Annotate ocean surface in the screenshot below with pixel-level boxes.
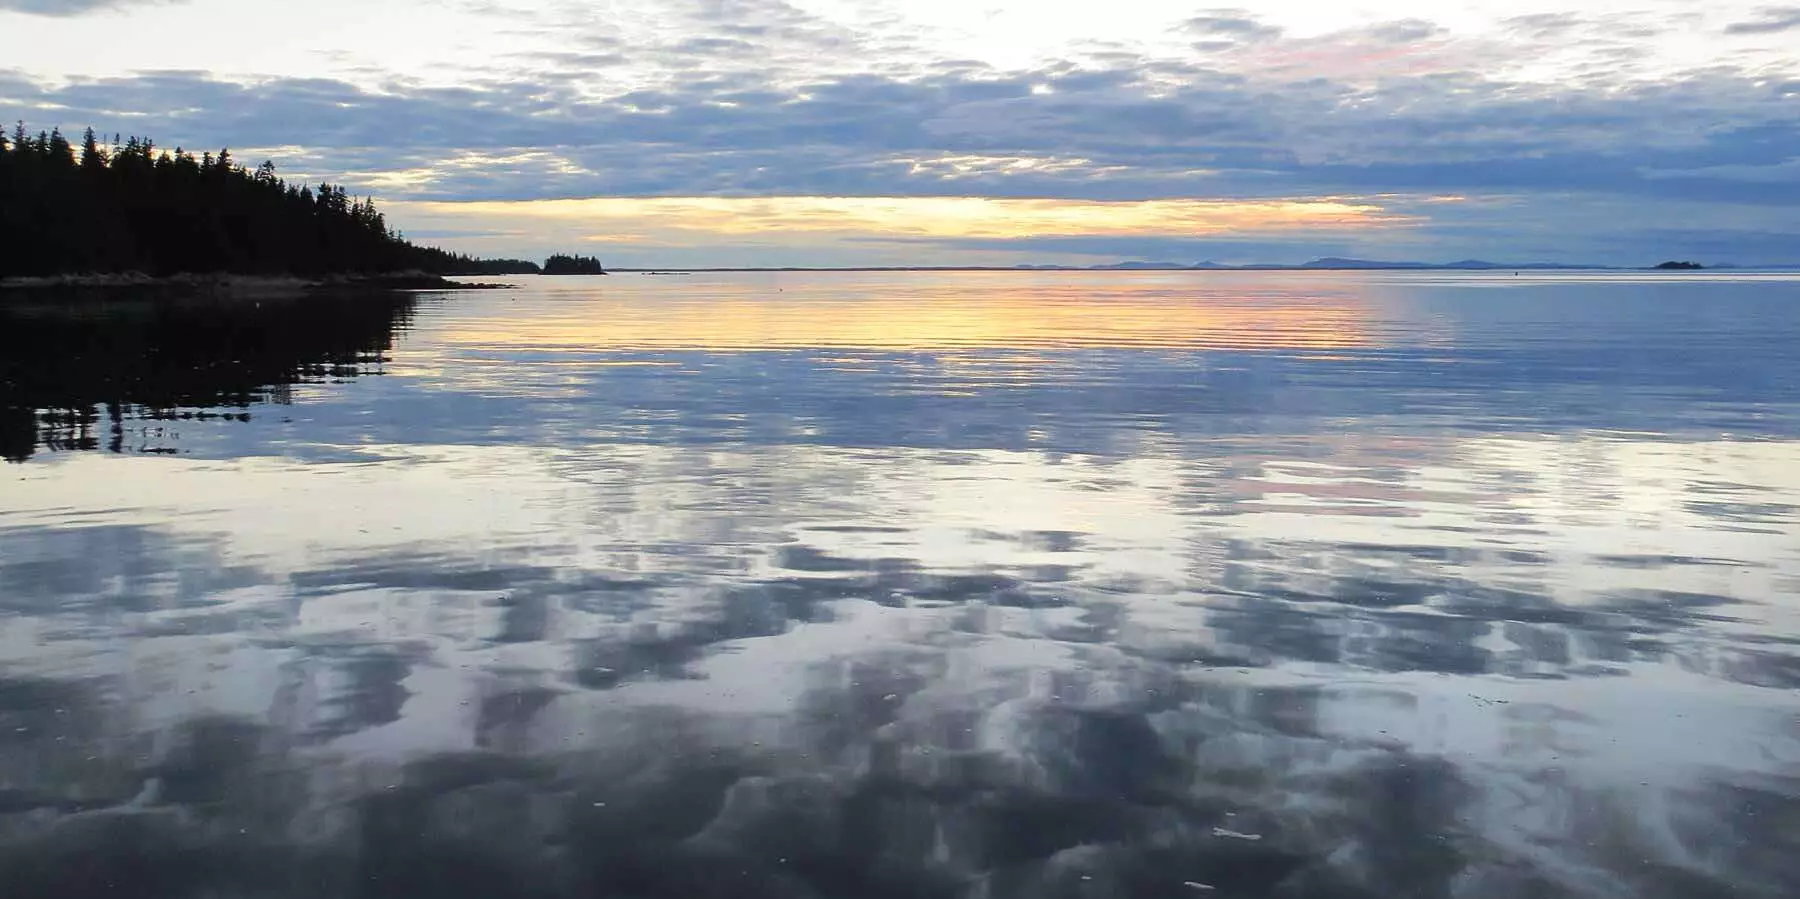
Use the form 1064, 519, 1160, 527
2, 271, 1798, 898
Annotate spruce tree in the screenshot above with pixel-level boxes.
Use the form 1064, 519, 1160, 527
0, 122, 546, 278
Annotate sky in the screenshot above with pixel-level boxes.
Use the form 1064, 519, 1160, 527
2, 0, 1798, 266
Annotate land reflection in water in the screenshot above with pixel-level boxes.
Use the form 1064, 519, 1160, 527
0, 291, 415, 461
2, 272, 1798, 898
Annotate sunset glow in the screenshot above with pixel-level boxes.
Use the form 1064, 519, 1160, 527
391, 195, 1419, 252
431, 277, 1380, 352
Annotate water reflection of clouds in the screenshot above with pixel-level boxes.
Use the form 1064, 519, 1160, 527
5, 274, 1800, 897
6, 432, 1796, 693
3, 431, 1798, 895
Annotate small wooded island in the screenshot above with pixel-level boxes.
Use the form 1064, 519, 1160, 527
542, 254, 608, 275
0, 124, 588, 290
1654, 261, 1705, 270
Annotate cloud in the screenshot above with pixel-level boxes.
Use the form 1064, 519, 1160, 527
486, 0, 920, 88
1179, 10, 1283, 43
4, 1, 1798, 264
9, 59, 1797, 216
1544, 225, 1800, 263
1501, 13, 1585, 38
1642, 157, 1800, 184
0, 0, 173, 14
1364, 18, 1445, 42
1725, 6, 1800, 33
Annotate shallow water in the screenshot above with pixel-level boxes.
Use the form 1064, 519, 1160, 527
2, 271, 1798, 898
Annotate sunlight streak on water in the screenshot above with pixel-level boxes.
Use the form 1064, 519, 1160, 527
428, 272, 1393, 353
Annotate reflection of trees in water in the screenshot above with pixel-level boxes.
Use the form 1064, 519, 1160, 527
0, 291, 415, 461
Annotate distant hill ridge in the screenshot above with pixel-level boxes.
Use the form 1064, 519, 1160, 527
985, 257, 1800, 272
615, 259, 1799, 272
1089, 257, 1611, 271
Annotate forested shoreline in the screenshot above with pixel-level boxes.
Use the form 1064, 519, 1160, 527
0, 124, 539, 279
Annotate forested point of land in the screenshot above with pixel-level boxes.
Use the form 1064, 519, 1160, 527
0, 124, 536, 279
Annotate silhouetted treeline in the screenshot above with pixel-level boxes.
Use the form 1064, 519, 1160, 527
543, 253, 607, 275
455, 257, 543, 275
0, 124, 521, 278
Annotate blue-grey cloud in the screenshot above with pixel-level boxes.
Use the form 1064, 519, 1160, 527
6, 60, 1795, 213
0, 0, 173, 14
1501, 13, 1585, 38
1179, 10, 1283, 42
1579, 227, 1800, 262
1363, 18, 1445, 42
1725, 6, 1800, 33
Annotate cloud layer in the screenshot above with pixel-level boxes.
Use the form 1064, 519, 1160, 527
0, 0, 171, 15
3, 1, 1798, 265
1725, 6, 1800, 34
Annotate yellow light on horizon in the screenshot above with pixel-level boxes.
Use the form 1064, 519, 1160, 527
433, 278, 1381, 353
401, 195, 1416, 241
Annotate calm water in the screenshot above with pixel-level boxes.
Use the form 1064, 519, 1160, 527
2, 272, 1799, 898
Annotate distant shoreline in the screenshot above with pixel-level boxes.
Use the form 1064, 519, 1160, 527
0, 271, 514, 296
9, 268, 1791, 295
603, 266, 1608, 273
604, 264, 1794, 273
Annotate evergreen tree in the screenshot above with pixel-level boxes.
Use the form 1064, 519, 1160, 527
46, 129, 74, 166
79, 128, 105, 171
0, 123, 544, 278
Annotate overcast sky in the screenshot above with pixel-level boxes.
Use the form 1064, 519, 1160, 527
3, 0, 1797, 266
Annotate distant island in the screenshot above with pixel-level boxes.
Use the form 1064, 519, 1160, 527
0, 124, 525, 289
1654, 260, 1705, 270
542, 253, 607, 275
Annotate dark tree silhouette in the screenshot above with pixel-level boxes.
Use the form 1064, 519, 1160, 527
542, 253, 607, 275
0, 123, 541, 278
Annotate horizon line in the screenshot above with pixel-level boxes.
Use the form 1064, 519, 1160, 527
582, 263, 1800, 273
